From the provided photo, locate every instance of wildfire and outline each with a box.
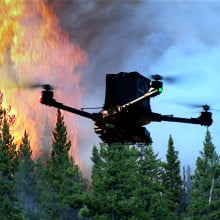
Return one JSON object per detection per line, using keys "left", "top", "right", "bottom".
{"left": 0, "top": 0, "right": 87, "bottom": 165}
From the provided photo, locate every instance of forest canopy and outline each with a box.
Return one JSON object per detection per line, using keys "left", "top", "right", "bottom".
{"left": 0, "top": 91, "right": 219, "bottom": 219}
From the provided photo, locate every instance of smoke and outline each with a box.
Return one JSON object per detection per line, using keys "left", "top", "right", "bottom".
{"left": 52, "top": 0, "right": 220, "bottom": 99}
{"left": 47, "top": 0, "right": 174, "bottom": 175}
{"left": 52, "top": 0, "right": 220, "bottom": 105}
{"left": 53, "top": 3, "right": 164, "bottom": 83}
{"left": 47, "top": 0, "right": 220, "bottom": 175}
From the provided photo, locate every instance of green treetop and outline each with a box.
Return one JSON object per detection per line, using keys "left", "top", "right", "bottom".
{"left": 85, "top": 143, "right": 140, "bottom": 220}
{"left": 15, "top": 130, "right": 39, "bottom": 219}
{"left": 17, "top": 130, "right": 33, "bottom": 166}
{"left": 189, "top": 129, "right": 220, "bottom": 219}
{"left": 138, "top": 143, "right": 171, "bottom": 219}
{"left": 42, "top": 109, "right": 85, "bottom": 220}
{"left": 0, "top": 103, "right": 23, "bottom": 219}
{"left": 50, "top": 109, "right": 71, "bottom": 168}
{"left": 163, "top": 135, "right": 182, "bottom": 217}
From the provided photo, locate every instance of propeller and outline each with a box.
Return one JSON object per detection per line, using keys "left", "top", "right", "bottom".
{"left": 151, "top": 74, "right": 179, "bottom": 83}
{"left": 0, "top": 80, "right": 56, "bottom": 91}
{"left": 187, "top": 104, "right": 210, "bottom": 111}
{"left": 171, "top": 102, "right": 220, "bottom": 112}
{"left": 24, "top": 83, "right": 55, "bottom": 91}
{"left": 186, "top": 103, "right": 220, "bottom": 112}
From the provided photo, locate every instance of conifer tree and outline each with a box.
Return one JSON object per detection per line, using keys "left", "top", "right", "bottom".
{"left": 181, "top": 165, "right": 192, "bottom": 217}
{"left": 85, "top": 143, "right": 139, "bottom": 219}
{"left": 163, "top": 135, "right": 182, "bottom": 217}
{"left": 189, "top": 129, "right": 220, "bottom": 219}
{"left": 82, "top": 145, "right": 105, "bottom": 219}
{"left": 0, "top": 112, "right": 23, "bottom": 219}
{"left": 15, "top": 130, "right": 40, "bottom": 219}
{"left": 42, "top": 109, "right": 85, "bottom": 219}
{"left": 34, "top": 158, "right": 48, "bottom": 219}
{"left": 91, "top": 145, "right": 103, "bottom": 183}
{"left": 50, "top": 109, "right": 71, "bottom": 168}
{"left": 138, "top": 144, "right": 171, "bottom": 219}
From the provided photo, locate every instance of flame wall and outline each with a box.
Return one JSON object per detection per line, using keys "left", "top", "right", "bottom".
{"left": 0, "top": 0, "right": 87, "bottom": 165}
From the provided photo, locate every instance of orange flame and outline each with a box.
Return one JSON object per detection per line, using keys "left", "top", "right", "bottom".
{"left": 0, "top": 0, "right": 87, "bottom": 166}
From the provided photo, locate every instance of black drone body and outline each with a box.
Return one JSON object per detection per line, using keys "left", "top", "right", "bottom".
{"left": 40, "top": 72, "right": 213, "bottom": 144}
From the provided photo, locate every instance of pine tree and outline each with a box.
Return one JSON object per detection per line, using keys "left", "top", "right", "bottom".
{"left": 0, "top": 113, "right": 23, "bottom": 219}
{"left": 209, "top": 174, "right": 220, "bottom": 219}
{"left": 163, "top": 135, "right": 182, "bottom": 217}
{"left": 189, "top": 129, "right": 220, "bottom": 219}
{"left": 50, "top": 109, "right": 71, "bottom": 168}
{"left": 185, "top": 165, "right": 193, "bottom": 206}
{"left": 86, "top": 143, "right": 140, "bottom": 219}
{"left": 138, "top": 144, "right": 172, "bottom": 219}
{"left": 82, "top": 145, "right": 106, "bottom": 219}
{"left": 34, "top": 158, "right": 48, "bottom": 219}
{"left": 181, "top": 165, "right": 193, "bottom": 217}
{"left": 42, "top": 109, "right": 85, "bottom": 219}
{"left": 15, "top": 130, "right": 40, "bottom": 219}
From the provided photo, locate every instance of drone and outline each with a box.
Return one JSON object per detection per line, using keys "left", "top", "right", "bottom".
{"left": 38, "top": 72, "right": 213, "bottom": 144}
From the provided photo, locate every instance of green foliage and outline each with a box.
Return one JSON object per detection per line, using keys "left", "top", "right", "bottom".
{"left": 50, "top": 109, "right": 71, "bottom": 168}
{"left": 138, "top": 144, "right": 172, "bottom": 219}
{"left": 0, "top": 112, "right": 23, "bottom": 219}
{"left": 3, "top": 92, "right": 220, "bottom": 220}
{"left": 15, "top": 130, "right": 41, "bottom": 219}
{"left": 163, "top": 135, "right": 182, "bottom": 217}
{"left": 40, "top": 109, "right": 86, "bottom": 219}
{"left": 86, "top": 143, "right": 139, "bottom": 219}
{"left": 181, "top": 165, "right": 193, "bottom": 217}
{"left": 189, "top": 129, "right": 220, "bottom": 219}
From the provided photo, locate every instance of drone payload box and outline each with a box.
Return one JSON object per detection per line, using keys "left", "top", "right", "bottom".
{"left": 104, "top": 71, "right": 151, "bottom": 112}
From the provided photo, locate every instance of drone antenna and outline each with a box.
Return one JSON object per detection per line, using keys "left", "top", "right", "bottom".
{"left": 80, "top": 106, "right": 103, "bottom": 110}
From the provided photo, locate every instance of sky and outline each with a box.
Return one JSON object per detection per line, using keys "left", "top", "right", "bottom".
{"left": 53, "top": 0, "right": 220, "bottom": 174}
{"left": 1, "top": 0, "right": 220, "bottom": 177}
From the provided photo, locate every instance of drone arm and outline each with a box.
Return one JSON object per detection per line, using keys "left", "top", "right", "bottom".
{"left": 41, "top": 97, "right": 97, "bottom": 120}
{"left": 53, "top": 101, "right": 96, "bottom": 120}
{"left": 151, "top": 112, "right": 213, "bottom": 126}
{"left": 161, "top": 115, "right": 201, "bottom": 125}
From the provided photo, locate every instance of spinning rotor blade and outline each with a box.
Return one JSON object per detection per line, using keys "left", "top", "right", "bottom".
{"left": 0, "top": 80, "right": 55, "bottom": 91}
{"left": 151, "top": 74, "right": 179, "bottom": 83}
{"left": 150, "top": 70, "right": 201, "bottom": 84}
{"left": 20, "top": 83, "right": 55, "bottom": 90}
{"left": 189, "top": 104, "right": 220, "bottom": 112}
{"left": 26, "top": 83, "right": 44, "bottom": 89}
{"left": 185, "top": 103, "right": 210, "bottom": 111}
{"left": 172, "top": 102, "right": 220, "bottom": 112}
{"left": 24, "top": 83, "right": 55, "bottom": 91}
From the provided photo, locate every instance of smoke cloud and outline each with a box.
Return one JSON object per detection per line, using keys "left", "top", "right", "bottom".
{"left": 52, "top": 0, "right": 220, "bottom": 101}
{"left": 48, "top": 0, "right": 220, "bottom": 175}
